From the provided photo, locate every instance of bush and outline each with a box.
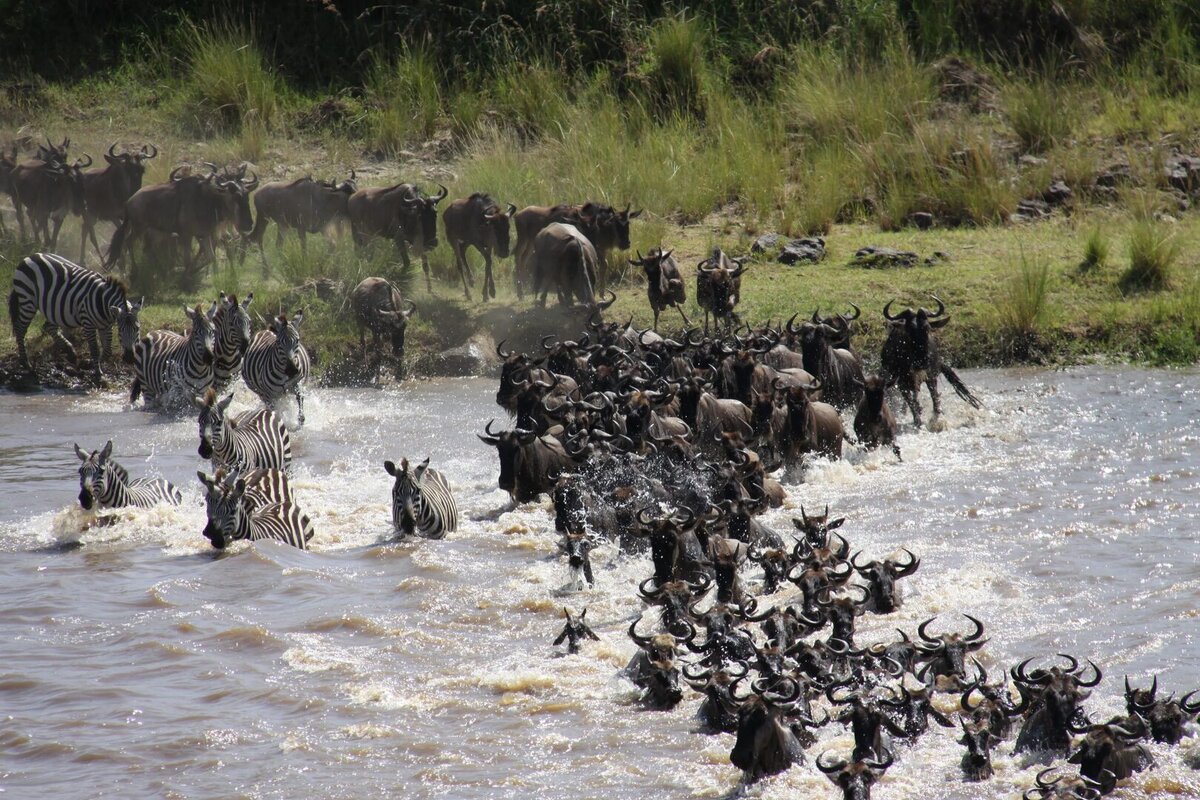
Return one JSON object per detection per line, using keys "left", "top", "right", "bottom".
{"left": 1121, "top": 218, "right": 1180, "bottom": 291}
{"left": 176, "top": 20, "right": 285, "bottom": 136}
{"left": 997, "top": 251, "right": 1052, "bottom": 341}
{"left": 639, "top": 14, "right": 715, "bottom": 119}
{"left": 1079, "top": 226, "right": 1110, "bottom": 273}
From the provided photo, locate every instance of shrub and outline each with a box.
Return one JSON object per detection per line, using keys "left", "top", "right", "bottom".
{"left": 365, "top": 47, "right": 442, "bottom": 154}
{"left": 997, "top": 252, "right": 1052, "bottom": 339}
{"left": 1079, "top": 226, "right": 1109, "bottom": 273}
{"left": 177, "top": 20, "right": 284, "bottom": 136}
{"left": 1121, "top": 218, "right": 1180, "bottom": 292}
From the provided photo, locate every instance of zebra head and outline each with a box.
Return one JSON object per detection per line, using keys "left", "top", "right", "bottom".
{"left": 197, "top": 469, "right": 248, "bottom": 549}
{"left": 194, "top": 389, "right": 235, "bottom": 459}
{"left": 184, "top": 304, "right": 217, "bottom": 366}
{"left": 75, "top": 440, "right": 114, "bottom": 510}
{"left": 216, "top": 292, "right": 253, "bottom": 356}
{"left": 384, "top": 457, "right": 426, "bottom": 524}
{"left": 271, "top": 310, "right": 305, "bottom": 378}
{"left": 113, "top": 296, "right": 142, "bottom": 364}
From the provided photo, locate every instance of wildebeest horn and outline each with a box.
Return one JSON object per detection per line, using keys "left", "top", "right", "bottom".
{"left": 73, "top": 154, "right": 92, "bottom": 169}
{"left": 1075, "top": 659, "right": 1102, "bottom": 687}
{"left": 850, "top": 550, "right": 874, "bottom": 572}
{"left": 892, "top": 548, "right": 920, "bottom": 576}
{"left": 883, "top": 300, "right": 902, "bottom": 321}
{"left": 496, "top": 339, "right": 513, "bottom": 358}
{"left": 1179, "top": 689, "right": 1200, "bottom": 713}
{"left": 1057, "top": 653, "right": 1079, "bottom": 673}
{"left": 964, "top": 614, "right": 985, "bottom": 642}
{"left": 141, "top": 143, "right": 158, "bottom": 159}
{"left": 106, "top": 142, "right": 119, "bottom": 159}
{"left": 169, "top": 165, "right": 188, "bottom": 181}
{"left": 917, "top": 617, "right": 942, "bottom": 645}
{"left": 636, "top": 506, "right": 657, "bottom": 525}
{"left": 241, "top": 170, "right": 259, "bottom": 191}
{"left": 638, "top": 577, "right": 663, "bottom": 600}
{"left": 785, "top": 313, "right": 802, "bottom": 335}
{"left": 627, "top": 614, "right": 655, "bottom": 649}
{"left": 595, "top": 290, "right": 617, "bottom": 311}
{"left": 926, "top": 294, "right": 946, "bottom": 317}
{"left": 1012, "top": 657, "right": 1053, "bottom": 685}
{"left": 816, "top": 752, "right": 848, "bottom": 774}
{"left": 432, "top": 183, "right": 448, "bottom": 202}
{"left": 864, "top": 750, "right": 894, "bottom": 771}
{"left": 483, "top": 419, "right": 502, "bottom": 437}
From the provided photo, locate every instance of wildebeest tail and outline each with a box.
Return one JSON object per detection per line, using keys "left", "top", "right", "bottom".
{"left": 105, "top": 219, "right": 129, "bottom": 269}
{"left": 940, "top": 364, "right": 982, "bottom": 409}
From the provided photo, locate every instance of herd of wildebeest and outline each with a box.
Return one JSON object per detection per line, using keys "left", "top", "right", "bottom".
{"left": 5, "top": 137, "right": 1198, "bottom": 798}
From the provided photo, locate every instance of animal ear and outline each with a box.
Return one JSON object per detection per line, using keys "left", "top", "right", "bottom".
{"left": 99, "top": 440, "right": 113, "bottom": 461}
{"left": 827, "top": 517, "right": 846, "bottom": 530}
{"left": 217, "top": 394, "right": 234, "bottom": 412}
{"left": 109, "top": 305, "right": 122, "bottom": 318}
{"left": 233, "top": 478, "right": 247, "bottom": 495}
{"left": 629, "top": 209, "right": 643, "bottom": 219}
{"left": 207, "top": 300, "right": 218, "bottom": 319}
{"left": 191, "top": 394, "right": 207, "bottom": 410}
{"left": 134, "top": 297, "right": 144, "bottom": 311}
{"left": 384, "top": 460, "right": 397, "bottom": 476}
{"left": 74, "top": 443, "right": 88, "bottom": 461}
{"left": 292, "top": 309, "right": 305, "bottom": 328}
{"left": 929, "top": 315, "right": 950, "bottom": 328}
{"left": 415, "top": 458, "right": 430, "bottom": 479}
{"left": 197, "top": 470, "right": 213, "bottom": 488}
{"left": 242, "top": 292, "right": 253, "bottom": 308}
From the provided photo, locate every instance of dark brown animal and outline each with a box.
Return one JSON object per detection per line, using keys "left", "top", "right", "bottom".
{"left": 79, "top": 143, "right": 157, "bottom": 265}
{"left": 513, "top": 202, "right": 641, "bottom": 295}
{"left": 530, "top": 222, "right": 600, "bottom": 307}
{"left": 696, "top": 249, "right": 746, "bottom": 332}
{"left": 106, "top": 165, "right": 258, "bottom": 277}
{"left": 442, "top": 193, "right": 516, "bottom": 300}
{"left": 350, "top": 277, "right": 416, "bottom": 360}
{"left": 630, "top": 248, "right": 688, "bottom": 330}
{"left": 881, "top": 296, "right": 981, "bottom": 428}
{"left": 854, "top": 375, "right": 901, "bottom": 460}
{"left": 477, "top": 419, "right": 576, "bottom": 503}
{"left": 10, "top": 152, "right": 91, "bottom": 249}
{"left": 347, "top": 182, "right": 446, "bottom": 291}
{"left": 246, "top": 172, "right": 357, "bottom": 266}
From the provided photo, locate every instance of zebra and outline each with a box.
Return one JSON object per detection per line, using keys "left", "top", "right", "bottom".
{"left": 383, "top": 457, "right": 458, "bottom": 539}
{"left": 9, "top": 252, "right": 142, "bottom": 383}
{"left": 75, "top": 440, "right": 182, "bottom": 510}
{"left": 130, "top": 304, "right": 216, "bottom": 410}
{"left": 243, "top": 310, "right": 311, "bottom": 426}
{"left": 197, "top": 468, "right": 314, "bottom": 550}
{"left": 194, "top": 388, "right": 291, "bottom": 473}
{"left": 211, "top": 292, "right": 254, "bottom": 395}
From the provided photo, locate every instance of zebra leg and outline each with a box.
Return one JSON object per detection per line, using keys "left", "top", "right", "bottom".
{"left": 100, "top": 325, "right": 113, "bottom": 360}
{"left": 43, "top": 323, "right": 78, "bottom": 362}
{"left": 85, "top": 328, "right": 104, "bottom": 384}
{"left": 10, "top": 294, "right": 34, "bottom": 373}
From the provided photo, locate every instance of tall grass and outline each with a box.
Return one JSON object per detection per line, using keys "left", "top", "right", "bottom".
{"left": 176, "top": 20, "right": 285, "bottom": 137}
{"left": 1005, "top": 77, "right": 1078, "bottom": 153}
{"left": 1122, "top": 218, "right": 1180, "bottom": 292}
{"left": 640, "top": 14, "right": 715, "bottom": 118}
{"left": 998, "top": 253, "right": 1052, "bottom": 336}
{"left": 1079, "top": 226, "right": 1110, "bottom": 273}
{"left": 365, "top": 47, "right": 442, "bottom": 154}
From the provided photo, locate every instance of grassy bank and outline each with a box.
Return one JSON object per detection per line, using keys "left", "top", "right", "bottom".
{"left": 1, "top": 4, "right": 1199, "bottom": 375}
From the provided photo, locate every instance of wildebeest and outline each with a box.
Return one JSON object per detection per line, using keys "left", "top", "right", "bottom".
{"left": 771, "top": 382, "right": 844, "bottom": 469}
{"left": 347, "top": 182, "right": 446, "bottom": 291}
{"left": 880, "top": 296, "right": 982, "bottom": 428}
{"left": 513, "top": 202, "right": 641, "bottom": 295}
{"left": 106, "top": 165, "right": 258, "bottom": 278}
{"left": 696, "top": 249, "right": 746, "bottom": 332}
{"left": 531, "top": 222, "right": 601, "bottom": 307}
{"left": 10, "top": 151, "right": 91, "bottom": 249}
{"left": 828, "top": 684, "right": 910, "bottom": 762}
{"left": 729, "top": 678, "right": 808, "bottom": 782}
{"left": 960, "top": 660, "right": 1024, "bottom": 740}
{"left": 786, "top": 311, "right": 864, "bottom": 409}
{"left": 477, "top": 419, "right": 577, "bottom": 503}
{"left": 630, "top": 248, "right": 688, "bottom": 330}
{"left": 1125, "top": 675, "right": 1200, "bottom": 744}
{"left": 625, "top": 613, "right": 687, "bottom": 709}
{"left": 553, "top": 607, "right": 599, "bottom": 654}
{"left": 442, "top": 193, "right": 515, "bottom": 300}
{"left": 1067, "top": 721, "right": 1153, "bottom": 794}
{"left": 79, "top": 143, "right": 156, "bottom": 265}
{"left": 958, "top": 719, "right": 995, "bottom": 781}
{"left": 913, "top": 614, "right": 987, "bottom": 688}
{"left": 854, "top": 374, "right": 902, "bottom": 460}
{"left": 1011, "top": 653, "right": 1102, "bottom": 753}
{"left": 245, "top": 172, "right": 357, "bottom": 266}
{"left": 816, "top": 749, "right": 893, "bottom": 800}
{"left": 350, "top": 277, "right": 416, "bottom": 363}
{"left": 851, "top": 548, "right": 919, "bottom": 613}
{"left": 1021, "top": 768, "right": 1105, "bottom": 800}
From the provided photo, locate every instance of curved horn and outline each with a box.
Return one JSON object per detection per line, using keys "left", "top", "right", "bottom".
{"left": 141, "top": 143, "right": 157, "bottom": 159}
{"left": 883, "top": 300, "right": 903, "bottom": 321}
{"left": 963, "top": 614, "right": 985, "bottom": 642}
{"left": 432, "top": 183, "right": 448, "bottom": 202}
{"left": 106, "top": 142, "right": 119, "bottom": 159}
{"left": 484, "top": 419, "right": 502, "bottom": 438}
{"left": 927, "top": 294, "right": 946, "bottom": 317}
{"left": 816, "top": 751, "right": 848, "bottom": 775}
{"left": 1075, "top": 659, "right": 1102, "bottom": 687}
{"left": 496, "top": 339, "right": 514, "bottom": 359}
{"left": 627, "top": 614, "right": 655, "bottom": 649}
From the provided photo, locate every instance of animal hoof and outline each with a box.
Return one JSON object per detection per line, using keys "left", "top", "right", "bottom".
{"left": 927, "top": 416, "right": 948, "bottom": 433}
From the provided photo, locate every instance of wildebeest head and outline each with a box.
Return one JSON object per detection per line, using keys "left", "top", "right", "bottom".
{"left": 626, "top": 613, "right": 687, "bottom": 709}
{"left": 1125, "top": 675, "right": 1157, "bottom": 715}
{"left": 792, "top": 504, "right": 846, "bottom": 548}
{"left": 1124, "top": 675, "right": 1200, "bottom": 744}
{"left": 851, "top": 548, "right": 919, "bottom": 614}
{"left": 683, "top": 660, "right": 748, "bottom": 734}
{"left": 75, "top": 440, "right": 115, "bottom": 510}
{"left": 399, "top": 183, "right": 447, "bottom": 251}
{"left": 212, "top": 170, "right": 258, "bottom": 233}
{"left": 37, "top": 135, "right": 70, "bottom": 165}
{"left": 1022, "top": 768, "right": 1104, "bottom": 800}
{"left": 193, "top": 389, "right": 234, "bottom": 459}
{"left": 477, "top": 419, "right": 538, "bottom": 494}
{"left": 553, "top": 607, "right": 599, "bottom": 654}
{"left": 958, "top": 718, "right": 995, "bottom": 781}
{"left": 882, "top": 295, "right": 949, "bottom": 354}
{"left": 914, "top": 614, "right": 987, "bottom": 685}
{"left": 817, "top": 584, "right": 870, "bottom": 646}
{"left": 475, "top": 193, "right": 516, "bottom": 257}
{"left": 577, "top": 202, "right": 641, "bottom": 251}
{"left": 879, "top": 680, "right": 955, "bottom": 738}
{"left": 960, "top": 658, "right": 1023, "bottom": 739}
{"left": 376, "top": 295, "right": 416, "bottom": 358}
{"left": 1011, "top": 653, "right": 1102, "bottom": 753}
{"left": 730, "top": 677, "right": 808, "bottom": 782}
{"left": 562, "top": 531, "right": 596, "bottom": 588}
{"left": 1067, "top": 721, "right": 1153, "bottom": 795}
{"left": 102, "top": 142, "right": 156, "bottom": 196}
{"left": 816, "top": 750, "right": 894, "bottom": 800}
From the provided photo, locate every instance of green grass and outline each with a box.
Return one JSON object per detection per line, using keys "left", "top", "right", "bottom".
{"left": 1005, "top": 77, "right": 1079, "bottom": 153}
{"left": 1122, "top": 217, "right": 1180, "bottom": 292}
{"left": 1080, "top": 226, "right": 1110, "bottom": 273}
{"left": 364, "top": 47, "right": 443, "bottom": 154}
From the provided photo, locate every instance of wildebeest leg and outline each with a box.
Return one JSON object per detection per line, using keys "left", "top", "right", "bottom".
{"left": 652, "top": 307, "right": 660, "bottom": 331}
{"left": 926, "top": 374, "right": 943, "bottom": 427}
{"left": 675, "top": 303, "right": 691, "bottom": 327}
{"left": 421, "top": 253, "right": 432, "bottom": 294}
{"left": 483, "top": 246, "right": 496, "bottom": 300}
{"left": 454, "top": 241, "right": 472, "bottom": 300}
{"left": 901, "top": 379, "right": 922, "bottom": 428}
{"left": 49, "top": 210, "right": 67, "bottom": 251}
{"left": 298, "top": 229, "right": 307, "bottom": 258}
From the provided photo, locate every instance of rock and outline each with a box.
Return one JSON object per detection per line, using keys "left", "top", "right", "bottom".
{"left": 924, "top": 251, "right": 950, "bottom": 266}
{"left": 778, "top": 237, "right": 826, "bottom": 266}
{"left": 931, "top": 57, "right": 997, "bottom": 112}
{"left": 1043, "top": 181, "right": 1072, "bottom": 205}
{"left": 849, "top": 246, "right": 920, "bottom": 269}
{"left": 1163, "top": 154, "right": 1200, "bottom": 192}
{"left": 911, "top": 212, "right": 934, "bottom": 230}
{"left": 1095, "top": 163, "right": 1132, "bottom": 188}
{"left": 1011, "top": 198, "right": 1052, "bottom": 222}
{"left": 751, "top": 233, "right": 785, "bottom": 253}
{"left": 1019, "top": 154, "right": 1048, "bottom": 168}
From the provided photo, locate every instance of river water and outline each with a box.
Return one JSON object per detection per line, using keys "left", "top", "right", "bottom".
{"left": 1, "top": 367, "right": 1198, "bottom": 799}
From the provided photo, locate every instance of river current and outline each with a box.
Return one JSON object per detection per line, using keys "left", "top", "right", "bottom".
{"left": 1, "top": 367, "right": 1198, "bottom": 799}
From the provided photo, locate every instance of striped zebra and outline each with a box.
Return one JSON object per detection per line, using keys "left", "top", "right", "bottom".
{"left": 243, "top": 311, "right": 311, "bottom": 426}
{"left": 197, "top": 467, "right": 313, "bottom": 550}
{"left": 211, "top": 292, "right": 254, "bottom": 395}
{"left": 194, "top": 388, "right": 291, "bottom": 473}
{"left": 383, "top": 457, "right": 458, "bottom": 539}
{"left": 9, "top": 252, "right": 142, "bottom": 383}
{"left": 130, "top": 304, "right": 216, "bottom": 410}
{"left": 75, "top": 440, "right": 182, "bottom": 510}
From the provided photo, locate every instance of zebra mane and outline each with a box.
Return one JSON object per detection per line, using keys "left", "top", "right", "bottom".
{"left": 104, "top": 458, "right": 131, "bottom": 486}
{"left": 104, "top": 275, "right": 129, "bottom": 294}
